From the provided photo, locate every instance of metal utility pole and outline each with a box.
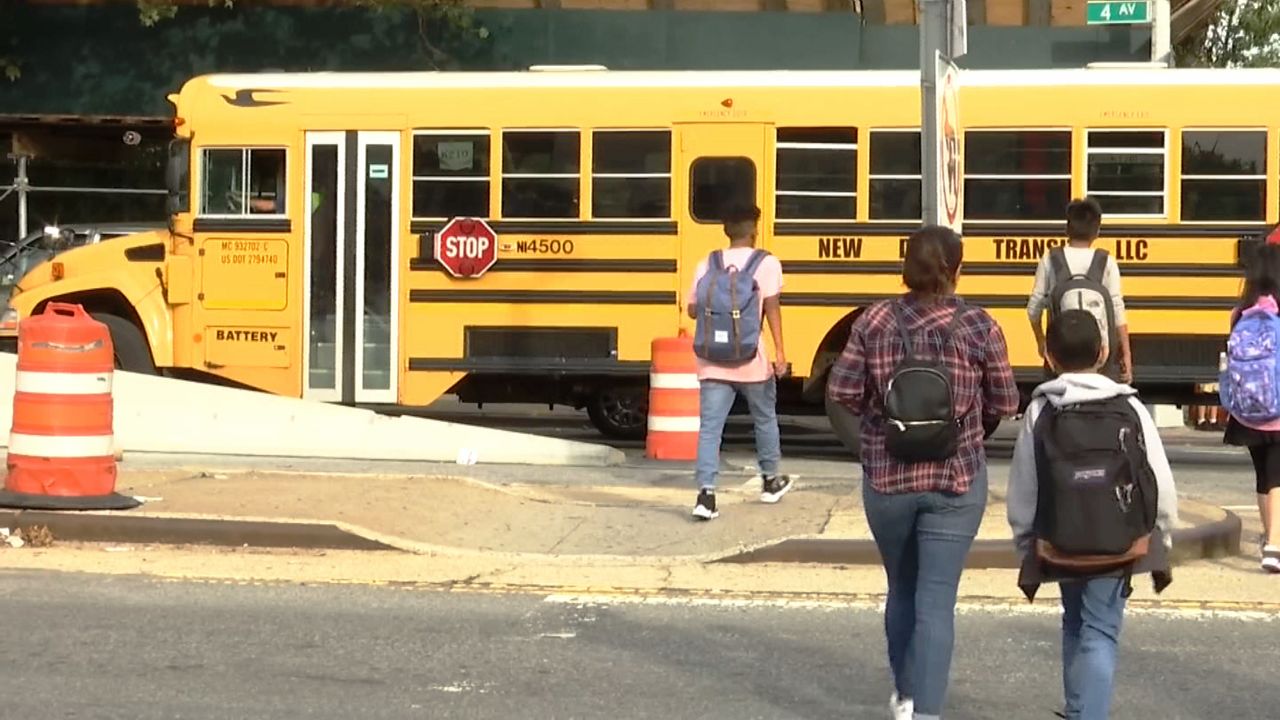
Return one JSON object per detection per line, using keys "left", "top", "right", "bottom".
{"left": 14, "top": 154, "right": 28, "bottom": 240}
{"left": 1151, "top": 0, "right": 1171, "bottom": 65}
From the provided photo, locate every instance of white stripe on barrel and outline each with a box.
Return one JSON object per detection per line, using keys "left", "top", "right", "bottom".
{"left": 649, "top": 372, "right": 701, "bottom": 390}
{"left": 15, "top": 370, "right": 113, "bottom": 395}
{"left": 8, "top": 432, "right": 115, "bottom": 458}
{"left": 647, "top": 415, "right": 701, "bottom": 433}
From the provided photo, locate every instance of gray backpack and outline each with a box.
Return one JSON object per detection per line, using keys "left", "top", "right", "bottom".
{"left": 693, "top": 249, "right": 768, "bottom": 365}
{"left": 1049, "top": 247, "right": 1118, "bottom": 374}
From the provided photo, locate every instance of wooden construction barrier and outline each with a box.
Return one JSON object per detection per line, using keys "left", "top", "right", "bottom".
{"left": 646, "top": 336, "right": 700, "bottom": 461}
{"left": 1, "top": 303, "right": 139, "bottom": 510}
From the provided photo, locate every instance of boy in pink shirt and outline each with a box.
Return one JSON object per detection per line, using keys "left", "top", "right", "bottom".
{"left": 684, "top": 203, "right": 790, "bottom": 520}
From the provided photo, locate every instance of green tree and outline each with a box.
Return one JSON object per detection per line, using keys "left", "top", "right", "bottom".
{"left": 1176, "top": 0, "right": 1280, "bottom": 67}
{"left": 2, "top": 0, "right": 490, "bottom": 81}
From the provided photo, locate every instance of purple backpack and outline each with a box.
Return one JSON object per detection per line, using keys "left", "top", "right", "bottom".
{"left": 1220, "top": 307, "right": 1280, "bottom": 422}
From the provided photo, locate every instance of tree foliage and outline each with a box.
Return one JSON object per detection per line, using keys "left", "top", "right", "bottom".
{"left": 1176, "top": 0, "right": 1280, "bottom": 67}
{"left": 3, "top": 0, "right": 491, "bottom": 81}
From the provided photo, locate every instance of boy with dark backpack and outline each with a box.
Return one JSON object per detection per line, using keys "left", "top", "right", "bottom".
{"left": 1028, "top": 197, "right": 1133, "bottom": 384}
{"left": 686, "top": 203, "right": 790, "bottom": 520}
{"left": 1008, "top": 310, "right": 1178, "bottom": 720}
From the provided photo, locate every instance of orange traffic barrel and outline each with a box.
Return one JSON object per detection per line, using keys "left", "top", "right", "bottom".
{"left": 1, "top": 303, "right": 139, "bottom": 510}
{"left": 645, "top": 336, "right": 700, "bottom": 461}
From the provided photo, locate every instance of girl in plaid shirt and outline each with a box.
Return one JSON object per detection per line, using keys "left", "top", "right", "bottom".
{"left": 827, "top": 226, "right": 1018, "bottom": 720}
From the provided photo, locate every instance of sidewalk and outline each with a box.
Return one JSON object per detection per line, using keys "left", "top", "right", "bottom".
{"left": 0, "top": 454, "right": 1239, "bottom": 565}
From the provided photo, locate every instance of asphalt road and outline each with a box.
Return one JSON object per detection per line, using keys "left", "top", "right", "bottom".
{"left": 0, "top": 571, "right": 1273, "bottom": 719}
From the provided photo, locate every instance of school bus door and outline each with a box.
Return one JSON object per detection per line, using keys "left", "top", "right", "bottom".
{"left": 675, "top": 124, "right": 770, "bottom": 325}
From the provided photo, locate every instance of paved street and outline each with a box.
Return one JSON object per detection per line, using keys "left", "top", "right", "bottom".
{"left": 0, "top": 570, "right": 1273, "bottom": 719}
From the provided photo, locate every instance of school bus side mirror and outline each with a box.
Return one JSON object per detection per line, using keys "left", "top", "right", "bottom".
{"left": 167, "top": 138, "right": 191, "bottom": 216}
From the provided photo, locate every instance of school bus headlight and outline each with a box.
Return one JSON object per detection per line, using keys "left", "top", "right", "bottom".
{"left": 0, "top": 308, "right": 17, "bottom": 333}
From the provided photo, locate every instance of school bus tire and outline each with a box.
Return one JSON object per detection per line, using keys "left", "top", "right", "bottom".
{"left": 824, "top": 392, "right": 862, "bottom": 458}
{"left": 90, "top": 312, "right": 157, "bottom": 375}
{"left": 586, "top": 385, "right": 649, "bottom": 441}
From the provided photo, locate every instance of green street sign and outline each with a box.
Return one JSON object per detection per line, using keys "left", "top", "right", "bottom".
{"left": 1086, "top": 1, "right": 1150, "bottom": 24}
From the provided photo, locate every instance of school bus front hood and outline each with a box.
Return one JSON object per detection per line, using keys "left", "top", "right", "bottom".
{"left": 10, "top": 230, "right": 169, "bottom": 307}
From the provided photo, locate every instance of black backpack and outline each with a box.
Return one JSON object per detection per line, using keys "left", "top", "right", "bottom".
{"left": 1032, "top": 396, "right": 1158, "bottom": 574}
{"left": 883, "top": 301, "right": 967, "bottom": 462}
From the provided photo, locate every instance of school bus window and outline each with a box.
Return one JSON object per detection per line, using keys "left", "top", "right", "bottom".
{"left": 592, "top": 130, "right": 671, "bottom": 219}
{"left": 869, "top": 130, "right": 922, "bottom": 221}
{"left": 775, "top": 127, "right": 857, "bottom": 220}
{"left": 412, "top": 131, "right": 491, "bottom": 219}
{"left": 1181, "top": 129, "right": 1266, "bottom": 222}
{"left": 690, "top": 157, "right": 756, "bottom": 223}
{"left": 1086, "top": 130, "right": 1166, "bottom": 216}
{"left": 200, "top": 147, "right": 286, "bottom": 216}
{"left": 501, "top": 130, "right": 580, "bottom": 219}
{"left": 964, "top": 130, "right": 1070, "bottom": 221}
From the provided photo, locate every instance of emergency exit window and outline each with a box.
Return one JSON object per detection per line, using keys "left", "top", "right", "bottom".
{"left": 690, "top": 157, "right": 755, "bottom": 223}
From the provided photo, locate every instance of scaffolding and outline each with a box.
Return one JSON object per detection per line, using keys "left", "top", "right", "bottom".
{"left": 2, "top": 152, "right": 167, "bottom": 241}
{"left": 1, "top": 114, "right": 173, "bottom": 244}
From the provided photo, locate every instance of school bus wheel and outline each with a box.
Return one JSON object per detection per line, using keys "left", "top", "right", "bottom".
{"left": 586, "top": 385, "right": 648, "bottom": 441}
{"left": 89, "top": 312, "right": 157, "bottom": 375}
{"left": 824, "top": 392, "right": 862, "bottom": 459}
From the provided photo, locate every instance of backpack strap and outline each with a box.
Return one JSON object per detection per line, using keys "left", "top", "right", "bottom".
{"left": 1048, "top": 247, "right": 1072, "bottom": 284}
{"left": 1086, "top": 248, "right": 1109, "bottom": 283}
{"left": 937, "top": 299, "right": 968, "bottom": 358}
{"left": 891, "top": 299, "right": 968, "bottom": 361}
{"left": 709, "top": 250, "right": 726, "bottom": 272}
{"left": 741, "top": 249, "right": 769, "bottom": 278}
{"left": 890, "top": 300, "right": 916, "bottom": 358}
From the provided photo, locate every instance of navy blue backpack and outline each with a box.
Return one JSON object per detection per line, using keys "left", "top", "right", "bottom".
{"left": 693, "top": 249, "right": 768, "bottom": 365}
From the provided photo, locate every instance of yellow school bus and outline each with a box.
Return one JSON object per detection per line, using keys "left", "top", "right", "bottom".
{"left": 3, "top": 67, "right": 1267, "bottom": 450}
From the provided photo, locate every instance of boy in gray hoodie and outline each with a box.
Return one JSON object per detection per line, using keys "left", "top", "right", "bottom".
{"left": 1008, "top": 310, "right": 1178, "bottom": 720}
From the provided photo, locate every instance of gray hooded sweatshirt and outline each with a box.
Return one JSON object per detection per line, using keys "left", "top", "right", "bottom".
{"left": 1008, "top": 373, "right": 1179, "bottom": 563}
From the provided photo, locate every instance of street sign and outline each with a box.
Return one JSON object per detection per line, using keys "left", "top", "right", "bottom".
{"left": 435, "top": 217, "right": 498, "bottom": 279}
{"left": 937, "top": 54, "right": 962, "bottom": 232}
{"left": 1086, "top": 1, "right": 1150, "bottom": 24}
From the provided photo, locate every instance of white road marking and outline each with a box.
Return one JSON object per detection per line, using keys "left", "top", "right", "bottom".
{"left": 544, "top": 593, "right": 1280, "bottom": 622}
{"left": 427, "top": 681, "right": 489, "bottom": 694}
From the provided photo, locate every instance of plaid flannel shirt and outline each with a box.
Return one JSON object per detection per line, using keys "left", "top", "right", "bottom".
{"left": 827, "top": 295, "right": 1019, "bottom": 495}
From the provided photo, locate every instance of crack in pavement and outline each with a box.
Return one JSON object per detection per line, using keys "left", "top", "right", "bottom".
{"left": 546, "top": 519, "right": 588, "bottom": 554}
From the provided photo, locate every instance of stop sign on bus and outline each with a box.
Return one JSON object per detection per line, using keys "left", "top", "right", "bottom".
{"left": 435, "top": 217, "right": 498, "bottom": 278}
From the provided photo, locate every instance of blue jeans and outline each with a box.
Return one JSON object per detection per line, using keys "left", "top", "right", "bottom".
{"left": 1061, "top": 577, "right": 1126, "bottom": 720}
{"left": 863, "top": 466, "right": 988, "bottom": 720}
{"left": 694, "top": 378, "right": 781, "bottom": 490}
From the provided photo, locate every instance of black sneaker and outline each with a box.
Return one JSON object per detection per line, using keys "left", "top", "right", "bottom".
{"left": 760, "top": 475, "right": 794, "bottom": 504}
{"left": 692, "top": 489, "right": 718, "bottom": 520}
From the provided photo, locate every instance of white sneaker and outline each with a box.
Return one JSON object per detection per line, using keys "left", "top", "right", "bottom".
{"left": 1263, "top": 545, "right": 1280, "bottom": 574}
{"left": 890, "top": 692, "right": 913, "bottom": 720}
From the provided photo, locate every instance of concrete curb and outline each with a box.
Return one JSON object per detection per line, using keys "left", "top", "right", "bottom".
{"left": 714, "top": 509, "right": 1243, "bottom": 567}
{"left": 0, "top": 504, "right": 1242, "bottom": 571}
{"left": 0, "top": 510, "right": 398, "bottom": 552}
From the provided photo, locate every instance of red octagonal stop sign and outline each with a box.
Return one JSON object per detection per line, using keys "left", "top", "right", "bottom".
{"left": 435, "top": 217, "right": 498, "bottom": 279}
